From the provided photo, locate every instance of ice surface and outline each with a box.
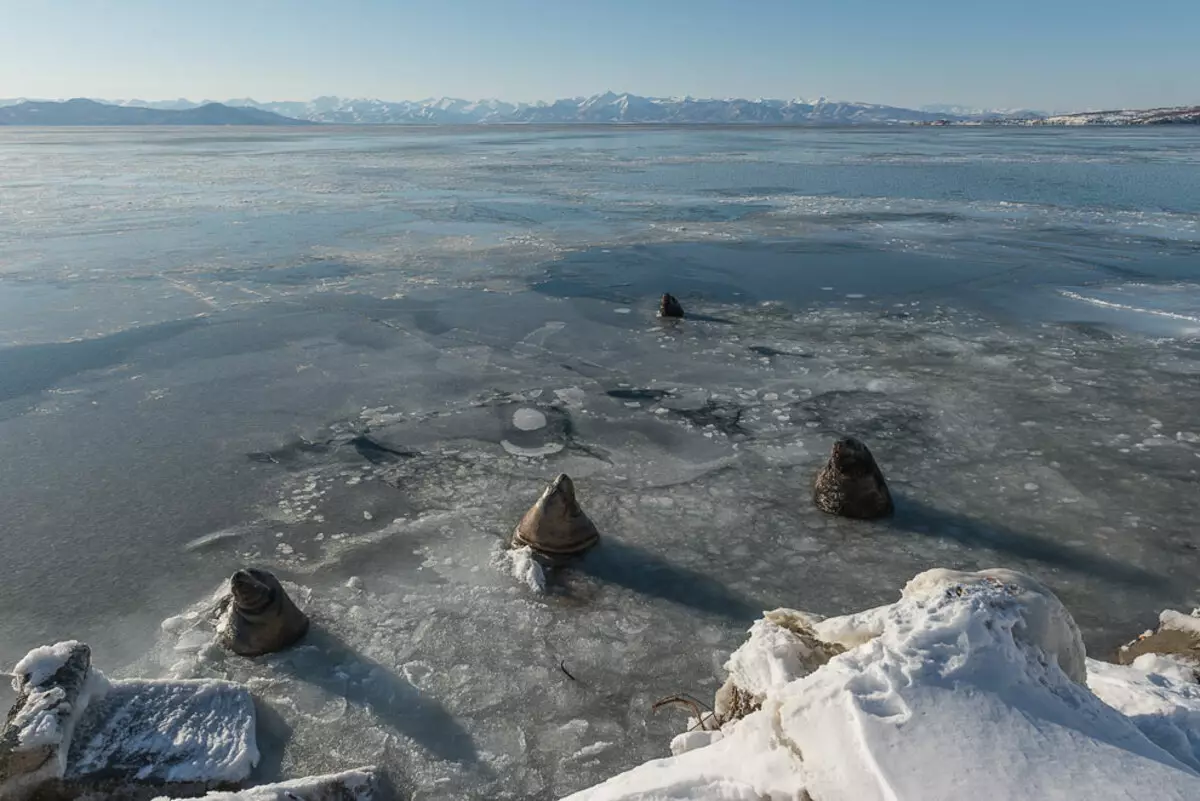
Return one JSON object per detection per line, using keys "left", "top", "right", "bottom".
{"left": 4, "top": 128, "right": 1200, "bottom": 799}
{"left": 65, "top": 678, "right": 258, "bottom": 786}
{"left": 151, "top": 766, "right": 381, "bottom": 801}
{"left": 566, "top": 569, "right": 1200, "bottom": 801}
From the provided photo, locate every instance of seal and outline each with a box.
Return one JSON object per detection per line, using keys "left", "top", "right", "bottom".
{"left": 659, "top": 293, "right": 685, "bottom": 318}
{"left": 511, "top": 474, "right": 600, "bottom": 555}
{"left": 812, "top": 437, "right": 893, "bottom": 519}
{"left": 218, "top": 568, "right": 309, "bottom": 657}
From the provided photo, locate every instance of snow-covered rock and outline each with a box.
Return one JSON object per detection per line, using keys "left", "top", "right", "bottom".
{"left": 1, "top": 642, "right": 107, "bottom": 800}
{"left": 3, "top": 641, "right": 260, "bottom": 800}
{"left": 564, "top": 568, "right": 1200, "bottom": 801}
{"left": 151, "top": 765, "right": 383, "bottom": 800}
{"left": 63, "top": 678, "right": 259, "bottom": 790}
{"left": 1118, "top": 607, "right": 1200, "bottom": 675}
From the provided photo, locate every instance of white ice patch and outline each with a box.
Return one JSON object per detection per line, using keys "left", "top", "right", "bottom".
{"left": 512, "top": 408, "right": 548, "bottom": 431}
{"left": 504, "top": 546, "right": 546, "bottom": 593}
{"left": 500, "top": 440, "right": 564, "bottom": 457}
{"left": 151, "top": 766, "right": 380, "bottom": 800}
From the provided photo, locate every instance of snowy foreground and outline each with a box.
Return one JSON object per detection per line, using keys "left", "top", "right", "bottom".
{"left": 565, "top": 568, "right": 1200, "bottom": 801}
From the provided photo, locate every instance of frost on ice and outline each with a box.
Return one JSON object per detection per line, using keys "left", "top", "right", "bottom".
{"left": 565, "top": 568, "right": 1200, "bottom": 801}
{"left": 151, "top": 766, "right": 382, "bottom": 800}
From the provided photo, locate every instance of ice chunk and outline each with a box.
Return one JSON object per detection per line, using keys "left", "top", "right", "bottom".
{"left": 65, "top": 678, "right": 258, "bottom": 788}
{"left": 564, "top": 568, "right": 1200, "bottom": 801}
{"left": 505, "top": 546, "right": 546, "bottom": 593}
{"left": 151, "top": 766, "right": 383, "bottom": 801}
{"left": 512, "top": 408, "right": 548, "bottom": 431}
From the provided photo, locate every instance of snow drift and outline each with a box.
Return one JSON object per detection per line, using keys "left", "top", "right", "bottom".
{"left": 565, "top": 568, "right": 1200, "bottom": 801}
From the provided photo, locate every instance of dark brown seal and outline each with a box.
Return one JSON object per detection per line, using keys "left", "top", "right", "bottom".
{"left": 658, "top": 293, "right": 685, "bottom": 318}
{"left": 813, "top": 437, "right": 893, "bottom": 519}
{"left": 218, "top": 568, "right": 309, "bottom": 657}
{"left": 511, "top": 474, "right": 600, "bottom": 555}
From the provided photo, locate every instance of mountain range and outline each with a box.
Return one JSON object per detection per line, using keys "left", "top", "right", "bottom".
{"left": 0, "top": 93, "right": 1032, "bottom": 126}
{"left": 0, "top": 94, "right": 1194, "bottom": 126}
{"left": 0, "top": 98, "right": 303, "bottom": 126}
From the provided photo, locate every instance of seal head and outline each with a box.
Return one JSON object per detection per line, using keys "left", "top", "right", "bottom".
{"left": 511, "top": 474, "right": 600, "bottom": 555}
{"left": 220, "top": 568, "right": 310, "bottom": 657}
{"left": 659, "top": 293, "right": 685, "bottom": 318}
{"left": 813, "top": 437, "right": 894, "bottom": 519}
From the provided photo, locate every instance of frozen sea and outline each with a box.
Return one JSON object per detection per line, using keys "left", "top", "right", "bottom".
{"left": 1, "top": 125, "right": 1199, "bottom": 798}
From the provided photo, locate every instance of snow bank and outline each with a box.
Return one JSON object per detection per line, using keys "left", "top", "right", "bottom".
{"left": 1087, "top": 657, "right": 1200, "bottom": 771}
{"left": 151, "top": 765, "right": 382, "bottom": 801}
{"left": 564, "top": 568, "right": 1200, "bottom": 801}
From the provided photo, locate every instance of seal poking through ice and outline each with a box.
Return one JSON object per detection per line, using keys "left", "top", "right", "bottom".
{"left": 812, "top": 437, "right": 894, "bottom": 519}
{"left": 658, "top": 293, "right": 684, "bottom": 318}
{"left": 511, "top": 474, "right": 601, "bottom": 555}
{"left": 217, "top": 569, "right": 310, "bottom": 657}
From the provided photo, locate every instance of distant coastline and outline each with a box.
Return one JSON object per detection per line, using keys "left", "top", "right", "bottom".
{"left": 0, "top": 95, "right": 1196, "bottom": 127}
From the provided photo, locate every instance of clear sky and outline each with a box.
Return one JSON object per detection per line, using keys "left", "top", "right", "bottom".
{"left": 1, "top": 0, "right": 1196, "bottom": 111}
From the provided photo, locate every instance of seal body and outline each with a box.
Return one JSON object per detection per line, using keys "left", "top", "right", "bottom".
{"left": 219, "top": 568, "right": 309, "bottom": 657}
{"left": 658, "top": 293, "right": 685, "bottom": 318}
{"left": 511, "top": 474, "right": 600, "bottom": 555}
{"left": 813, "top": 437, "right": 893, "bottom": 519}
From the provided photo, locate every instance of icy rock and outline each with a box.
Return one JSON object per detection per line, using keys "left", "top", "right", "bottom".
{"left": 714, "top": 609, "right": 846, "bottom": 723}
{"left": 511, "top": 474, "right": 600, "bottom": 555}
{"left": 1, "top": 642, "right": 100, "bottom": 800}
{"left": 150, "top": 765, "right": 383, "bottom": 801}
{"left": 564, "top": 568, "right": 1196, "bottom": 801}
{"left": 812, "top": 437, "right": 893, "bottom": 519}
{"left": 658, "top": 293, "right": 684, "bottom": 319}
{"left": 217, "top": 568, "right": 310, "bottom": 657}
{"left": 61, "top": 678, "right": 258, "bottom": 797}
{"left": 1117, "top": 608, "right": 1200, "bottom": 673}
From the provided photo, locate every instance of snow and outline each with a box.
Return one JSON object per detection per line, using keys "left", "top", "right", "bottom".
{"left": 564, "top": 568, "right": 1200, "bottom": 801}
{"left": 504, "top": 545, "right": 546, "bottom": 593}
{"left": 1087, "top": 658, "right": 1200, "bottom": 771}
{"left": 65, "top": 678, "right": 258, "bottom": 785}
{"left": 151, "top": 766, "right": 381, "bottom": 801}
{"left": 1160, "top": 609, "right": 1200, "bottom": 636}
{"left": 11, "top": 641, "right": 81, "bottom": 690}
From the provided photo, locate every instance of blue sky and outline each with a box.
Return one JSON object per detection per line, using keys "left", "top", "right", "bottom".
{"left": 0, "top": 0, "right": 1196, "bottom": 111}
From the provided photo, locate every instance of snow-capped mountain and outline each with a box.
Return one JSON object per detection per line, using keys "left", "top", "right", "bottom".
{"left": 4, "top": 94, "right": 1192, "bottom": 125}
{"left": 221, "top": 93, "right": 972, "bottom": 125}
